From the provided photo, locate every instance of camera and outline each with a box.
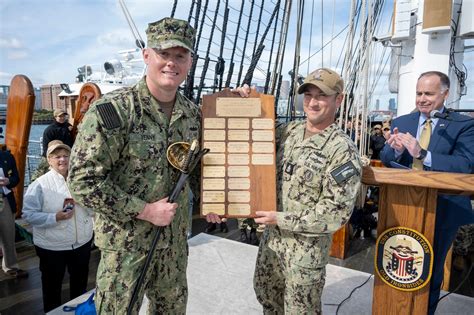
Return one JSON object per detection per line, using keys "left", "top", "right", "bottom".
{"left": 63, "top": 203, "right": 74, "bottom": 212}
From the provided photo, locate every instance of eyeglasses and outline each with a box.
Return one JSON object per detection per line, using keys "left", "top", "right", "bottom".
{"left": 383, "top": 128, "right": 390, "bottom": 131}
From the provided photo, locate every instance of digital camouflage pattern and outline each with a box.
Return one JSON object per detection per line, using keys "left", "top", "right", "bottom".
{"left": 68, "top": 77, "right": 200, "bottom": 313}
{"left": 454, "top": 223, "right": 474, "bottom": 256}
{"left": 254, "top": 121, "right": 362, "bottom": 314}
{"left": 146, "top": 17, "right": 195, "bottom": 52}
{"left": 95, "top": 244, "right": 188, "bottom": 314}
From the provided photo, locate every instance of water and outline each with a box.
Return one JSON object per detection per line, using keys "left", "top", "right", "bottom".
{"left": 1, "top": 124, "right": 48, "bottom": 185}
{"left": 0, "top": 124, "right": 47, "bottom": 143}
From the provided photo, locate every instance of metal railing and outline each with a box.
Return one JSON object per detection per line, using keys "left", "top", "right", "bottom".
{"left": 24, "top": 139, "right": 42, "bottom": 186}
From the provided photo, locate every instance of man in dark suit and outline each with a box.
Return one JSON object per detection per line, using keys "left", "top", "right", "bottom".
{"left": 381, "top": 71, "right": 474, "bottom": 314}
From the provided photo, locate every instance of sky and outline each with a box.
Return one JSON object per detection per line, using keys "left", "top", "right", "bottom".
{"left": 1, "top": 0, "right": 473, "bottom": 110}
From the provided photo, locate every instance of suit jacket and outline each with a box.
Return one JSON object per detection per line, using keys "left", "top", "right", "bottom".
{"left": 380, "top": 111, "right": 474, "bottom": 229}
{"left": 0, "top": 149, "right": 20, "bottom": 212}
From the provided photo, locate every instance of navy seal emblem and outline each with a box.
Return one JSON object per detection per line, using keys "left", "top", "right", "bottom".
{"left": 375, "top": 227, "right": 433, "bottom": 291}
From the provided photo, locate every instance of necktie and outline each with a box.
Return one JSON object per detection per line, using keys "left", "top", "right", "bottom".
{"left": 412, "top": 118, "right": 431, "bottom": 170}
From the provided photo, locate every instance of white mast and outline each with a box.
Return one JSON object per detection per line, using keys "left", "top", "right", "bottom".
{"left": 391, "top": 0, "right": 465, "bottom": 116}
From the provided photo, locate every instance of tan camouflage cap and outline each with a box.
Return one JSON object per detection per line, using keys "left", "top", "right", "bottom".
{"left": 297, "top": 68, "right": 344, "bottom": 95}
{"left": 146, "top": 17, "right": 195, "bottom": 53}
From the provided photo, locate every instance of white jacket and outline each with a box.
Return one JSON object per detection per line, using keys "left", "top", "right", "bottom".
{"left": 22, "top": 169, "right": 93, "bottom": 251}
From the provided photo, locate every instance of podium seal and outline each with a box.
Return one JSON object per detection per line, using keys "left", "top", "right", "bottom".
{"left": 375, "top": 227, "right": 433, "bottom": 291}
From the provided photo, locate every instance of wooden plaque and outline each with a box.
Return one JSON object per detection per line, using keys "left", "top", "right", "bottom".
{"left": 200, "top": 89, "right": 276, "bottom": 218}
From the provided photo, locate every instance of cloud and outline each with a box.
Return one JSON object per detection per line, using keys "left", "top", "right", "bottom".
{"left": 0, "top": 37, "right": 24, "bottom": 49}
{"left": 7, "top": 50, "right": 28, "bottom": 60}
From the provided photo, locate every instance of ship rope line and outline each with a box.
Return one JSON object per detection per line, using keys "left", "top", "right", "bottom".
{"left": 236, "top": 0, "right": 257, "bottom": 86}
{"left": 181, "top": 0, "right": 285, "bottom": 101}
{"left": 214, "top": 1, "right": 229, "bottom": 93}
{"left": 195, "top": 0, "right": 222, "bottom": 104}
{"left": 264, "top": 0, "right": 281, "bottom": 94}
{"left": 118, "top": 0, "right": 145, "bottom": 49}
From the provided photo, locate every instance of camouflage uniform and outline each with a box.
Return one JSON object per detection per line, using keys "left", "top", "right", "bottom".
{"left": 237, "top": 218, "right": 259, "bottom": 230}
{"left": 69, "top": 74, "right": 200, "bottom": 313}
{"left": 453, "top": 223, "right": 474, "bottom": 256}
{"left": 254, "top": 121, "right": 362, "bottom": 314}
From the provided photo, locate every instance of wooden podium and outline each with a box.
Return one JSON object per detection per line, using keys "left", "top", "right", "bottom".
{"left": 362, "top": 166, "right": 474, "bottom": 314}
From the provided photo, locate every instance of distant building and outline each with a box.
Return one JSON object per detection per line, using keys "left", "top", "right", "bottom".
{"left": 375, "top": 99, "right": 380, "bottom": 110}
{"left": 0, "top": 85, "right": 9, "bottom": 105}
{"left": 280, "top": 80, "right": 290, "bottom": 100}
{"left": 41, "top": 84, "right": 67, "bottom": 111}
{"left": 388, "top": 98, "right": 397, "bottom": 112}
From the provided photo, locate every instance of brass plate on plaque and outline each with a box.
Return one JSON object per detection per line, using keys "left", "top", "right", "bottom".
{"left": 228, "top": 177, "right": 251, "bottom": 189}
{"left": 203, "top": 191, "right": 226, "bottom": 203}
{"left": 216, "top": 98, "right": 261, "bottom": 117}
{"left": 203, "top": 178, "right": 226, "bottom": 190}
{"left": 252, "top": 130, "right": 274, "bottom": 141}
{"left": 201, "top": 90, "right": 277, "bottom": 218}
{"left": 204, "top": 129, "right": 226, "bottom": 141}
{"left": 204, "top": 141, "right": 226, "bottom": 153}
{"left": 228, "top": 191, "right": 250, "bottom": 203}
{"left": 202, "top": 203, "right": 225, "bottom": 215}
{"left": 228, "top": 166, "right": 250, "bottom": 177}
{"left": 228, "top": 130, "right": 249, "bottom": 141}
{"left": 252, "top": 118, "right": 273, "bottom": 129}
{"left": 227, "top": 142, "right": 249, "bottom": 153}
{"left": 228, "top": 204, "right": 251, "bottom": 216}
{"left": 228, "top": 118, "right": 250, "bottom": 129}
{"left": 228, "top": 154, "right": 249, "bottom": 165}
{"left": 203, "top": 166, "right": 226, "bottom": 177}
{"left": 204, "top": 118, "right": 226, "bottom": 129}
{"left": 203, "top": 153, "right": 226, "bottom": 165}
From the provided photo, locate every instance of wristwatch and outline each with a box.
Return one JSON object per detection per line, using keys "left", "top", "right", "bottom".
{"left": 416, "top": 149, "right": 427, "bottom": 160}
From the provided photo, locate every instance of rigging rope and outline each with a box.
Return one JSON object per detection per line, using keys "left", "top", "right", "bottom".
{"left": 225, "top": 1, "right": 246, "bottom": 87}
{"left": 196, "top": 0, "right": 222, "bottom": 103}
{"left": 243, "top": 0, "right": 281, "bottom": 86}
{"left": 236, "top": 0, "right": 256, "bottom": 86}
{"left": 264, "top": 1, "right": 282, "bottom": 93}
{"left": 118, "top": 0, "right": 145, "bottom": 49}
{"left": 170, "top": 0, "right": 178, "bottom": 18}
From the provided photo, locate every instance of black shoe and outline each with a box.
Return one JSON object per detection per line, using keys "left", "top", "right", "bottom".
{"left": 240, "top": 229, "right": 249, "bottom": 243}
{"left": 249, "top": 228, "right": 259, "bottom": 246}
{"left": 205, "top": 223, "right": 217, "bottom": 234}
{"left": 220, "top": 222, "right": 229, "bottom": 233}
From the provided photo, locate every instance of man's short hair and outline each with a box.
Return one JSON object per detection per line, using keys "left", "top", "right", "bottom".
{"left": 418, "top": 71, "right": 450, "bottom": 91}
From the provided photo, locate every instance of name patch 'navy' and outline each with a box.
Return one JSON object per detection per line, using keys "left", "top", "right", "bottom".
{"left": 97, "top": 102, "right": 121, "bottom": 130}
{"left": 330, "top": 161, "right": 358, "bottom": 184}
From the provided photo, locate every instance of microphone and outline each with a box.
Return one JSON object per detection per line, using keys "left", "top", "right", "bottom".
{"left": 430, "top": 110, "right": 451, "bottom": 120}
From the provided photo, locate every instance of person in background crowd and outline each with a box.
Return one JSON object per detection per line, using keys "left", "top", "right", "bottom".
{"left": 22, "top": 141, "right": 93, "bottom": 312}
{"left": 0, "top": 136, "right": 29, "bottom": 279}
{"left": 32, "top": 109, "right": 74, "bottom": 182}
{"left": 381, "top": 71, "right": 474, "bottom": 315}
{"left": 369, "top": 124, "right": 385, "bottom": 160}
{"left": 382, "top": 122, "right": 391, "bottom": 140}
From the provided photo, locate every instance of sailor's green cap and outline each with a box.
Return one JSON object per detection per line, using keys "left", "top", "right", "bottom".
{"left": 146, "top": 17, "right": 195, "bottom": 53}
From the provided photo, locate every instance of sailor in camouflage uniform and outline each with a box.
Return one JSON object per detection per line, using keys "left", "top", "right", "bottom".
{"left": 252, "top": 68, "right": 362, "bottom": 314}
{"left": 68, "top": 18, "right": 199, "bottom": 314}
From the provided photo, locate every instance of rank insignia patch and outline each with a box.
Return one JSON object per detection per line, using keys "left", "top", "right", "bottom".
{"left": 285, "top": 162, "right": 295, "bottom": 175}
{"left": 375, "top": 227, "right": 433, "bottom": 292}
{"left": 330, "top": 161, "right": 357, "bottom": 184}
